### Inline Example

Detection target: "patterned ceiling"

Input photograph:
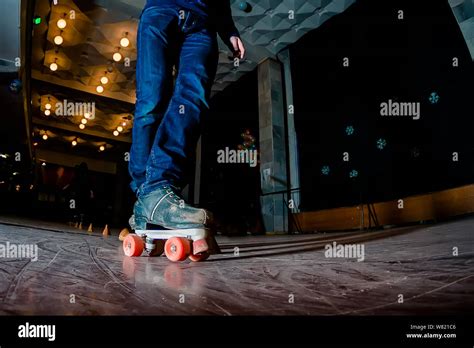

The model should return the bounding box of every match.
[448,0,474,60]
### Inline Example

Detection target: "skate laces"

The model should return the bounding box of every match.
[165,187,183,204]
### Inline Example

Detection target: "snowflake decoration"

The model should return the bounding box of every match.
[429,92,440,104]
[345,125,355,136]
[321,165,330,176]
[376,138,387,150]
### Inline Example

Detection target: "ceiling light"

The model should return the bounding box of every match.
[84,112,91,119]
[100,76,109,85]
[42,162,46,166]
[57,19,67,29]
[33,142,38,146]
[54,35,64,45]
[45,103,52,110]
[79,124,85,130]
[99,145,105,152]
[96,85,104,93]
[42,134,48,140]
[81,118,88,124]
[44,109,51,116]
[113,52,122,62]
[117,126,123,132]
[50,62,58,71]
[122,122,127,126]
[113,130,119,136]
[120,37,130,48]
[72,140,77,146]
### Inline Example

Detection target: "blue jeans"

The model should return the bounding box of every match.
[129,5,219,197]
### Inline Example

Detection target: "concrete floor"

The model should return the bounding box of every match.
[0,215,473,315]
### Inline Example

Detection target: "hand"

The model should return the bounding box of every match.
[229,36,245,60]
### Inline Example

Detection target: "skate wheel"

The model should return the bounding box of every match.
[189,251,210,262]
[164,237,191,262]
[123,234,144,257]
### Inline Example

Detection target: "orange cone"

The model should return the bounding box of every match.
[88,223,93,233]
[78,222,83,230]
[119,228,130,241]
[102,224,109,236]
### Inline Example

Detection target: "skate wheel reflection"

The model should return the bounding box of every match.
[122,256,137,279]
[164,264,184,288]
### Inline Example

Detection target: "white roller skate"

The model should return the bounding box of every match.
[123,185,219,262]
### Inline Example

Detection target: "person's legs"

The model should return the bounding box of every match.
[130,10,218,237]
[139,11,219,196]
[129,5,178,195]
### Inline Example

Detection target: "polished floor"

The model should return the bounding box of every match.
[0,215,473,315]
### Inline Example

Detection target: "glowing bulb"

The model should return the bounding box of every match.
[100,76,109,85]
[44,109,51,116]
[113,130,119,136]
[113,52,122,62]
[42,162,46,166]
[81,118,87,124]
[96,85,104,93]
[50,62,58,71]
[99,146,105,151]
[84,112,91,119]
[122,122,127,126]
[45,103,52,110]
[54,35,63,45]
[120,37,130,48]
[79,124,85,130]
[42,134,48,140]
[72,140,77,146]
[57,19,67,29]
[117,126,123,132]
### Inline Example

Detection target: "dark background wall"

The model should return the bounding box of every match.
[290,0,474,211]
[201,70,262,234]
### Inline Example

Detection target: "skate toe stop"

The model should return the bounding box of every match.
[193,239,209,254]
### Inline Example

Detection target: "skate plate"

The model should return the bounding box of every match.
[134,227,209,242]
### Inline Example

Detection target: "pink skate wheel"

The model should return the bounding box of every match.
[165,237,191,262]
[123,234,144,257]
[189,252,210,262]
